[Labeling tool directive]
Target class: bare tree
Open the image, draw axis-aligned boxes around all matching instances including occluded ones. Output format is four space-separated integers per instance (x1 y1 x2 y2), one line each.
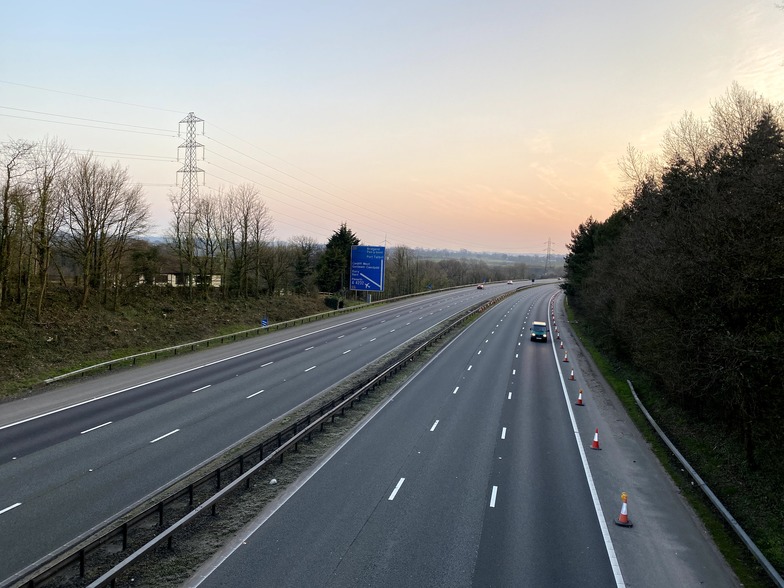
167 188 192 289
616 143 659 205
61 154 149 308
28 137 68 321
710 82 783 155
192 191 222 295
0 139 34 307
105 181 149 309
661 111 712 169
227 184 271 297
216 188 237 299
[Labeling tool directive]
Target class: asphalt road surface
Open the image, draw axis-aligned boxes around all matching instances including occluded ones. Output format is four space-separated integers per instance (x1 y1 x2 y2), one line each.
190 286 739 588
0 285 512 583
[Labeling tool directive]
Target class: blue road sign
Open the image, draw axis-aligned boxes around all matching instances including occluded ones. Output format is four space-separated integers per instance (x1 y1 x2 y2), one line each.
350 246 385 292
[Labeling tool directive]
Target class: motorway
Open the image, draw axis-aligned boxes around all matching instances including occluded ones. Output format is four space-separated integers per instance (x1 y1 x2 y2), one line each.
0 284 508 584
190 286 739 588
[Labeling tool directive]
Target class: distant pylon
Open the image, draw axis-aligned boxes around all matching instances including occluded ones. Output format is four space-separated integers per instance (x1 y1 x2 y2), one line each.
177 112 205 290
177 112 205 213
544 238 553 274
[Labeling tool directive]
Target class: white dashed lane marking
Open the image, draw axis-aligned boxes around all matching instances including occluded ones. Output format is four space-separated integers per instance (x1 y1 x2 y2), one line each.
0 503 21 516
150 429 180 444
81 422 112 435
389 478 405 501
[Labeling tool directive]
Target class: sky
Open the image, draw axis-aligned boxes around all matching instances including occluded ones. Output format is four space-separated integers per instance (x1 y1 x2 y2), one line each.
1 1 783 256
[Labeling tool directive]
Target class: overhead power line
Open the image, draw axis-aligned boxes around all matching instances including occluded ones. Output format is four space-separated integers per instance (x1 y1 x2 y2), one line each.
3 80 547 252
0 79 183 113
0 106 175 133
0 113 176 137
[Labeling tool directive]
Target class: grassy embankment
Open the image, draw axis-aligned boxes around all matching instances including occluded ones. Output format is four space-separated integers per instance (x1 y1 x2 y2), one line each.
0 288 330 401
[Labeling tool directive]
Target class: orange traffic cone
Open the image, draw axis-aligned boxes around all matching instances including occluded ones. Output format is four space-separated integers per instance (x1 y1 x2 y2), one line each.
590 428 601 450
563 352 569 362
575 389 584 406
614 492 633 527
569 369 575 380
560 340 564 349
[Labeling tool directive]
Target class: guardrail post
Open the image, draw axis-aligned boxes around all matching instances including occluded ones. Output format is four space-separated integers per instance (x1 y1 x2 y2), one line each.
79 548 86 577
188 484 194 508
122 522 129 549
158 502 164 526
239 454 245 475
216 467 222 491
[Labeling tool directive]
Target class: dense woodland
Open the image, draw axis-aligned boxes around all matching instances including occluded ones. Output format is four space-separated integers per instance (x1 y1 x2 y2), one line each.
564 84 783 475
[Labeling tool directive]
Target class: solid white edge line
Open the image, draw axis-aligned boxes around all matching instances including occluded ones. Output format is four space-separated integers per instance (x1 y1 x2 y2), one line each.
150 429 180 444
388 477 406 501
490 486 498 508
548 292 625 588
246 390 264 399
80 421 112 435
0 502 22 515
430 420 439 432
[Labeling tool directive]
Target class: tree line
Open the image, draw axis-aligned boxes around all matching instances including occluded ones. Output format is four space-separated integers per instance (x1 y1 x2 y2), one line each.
563 83 784 470
0 139 531 325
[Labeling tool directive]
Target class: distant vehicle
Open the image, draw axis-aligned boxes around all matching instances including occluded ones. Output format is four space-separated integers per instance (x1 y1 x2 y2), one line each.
507 280 513 284
477 284 484 290
530 321 548 342
531 278 535 283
